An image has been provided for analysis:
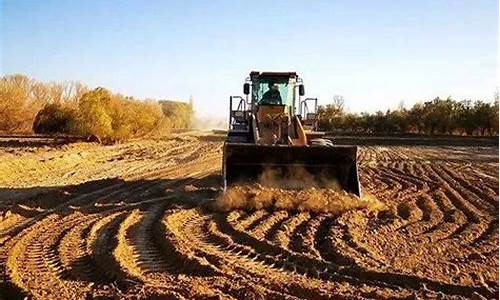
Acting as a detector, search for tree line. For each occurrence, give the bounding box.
[317,95,499,136]
[0,74,193,141]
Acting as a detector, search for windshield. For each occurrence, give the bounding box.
[252,77,293,107]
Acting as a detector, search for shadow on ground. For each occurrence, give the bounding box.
[0,174,222,220]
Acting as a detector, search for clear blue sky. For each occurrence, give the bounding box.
[1,0,498,118]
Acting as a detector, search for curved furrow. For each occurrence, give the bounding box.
[58,215,102,282]
[315,216,373,267]
[433,165,498,216]
[218,208,494,298]
[221,211,351,274]
[185,213,339,299]
[420,166,498,246]
[292,215,323,259]
[249,211,289,241]
[87,211,138,293]
[269,212,310,251]
[225,211,350,277]
[420,164,484,244]
[396,198,423,223]
[196,212,406,299]
[440,164,498,213]
[160,209,220,276]
[6,213,90,299]
[420,189,470,242]
[0,181,129,243]
[231,210,269,231]
[378,169,419,200]
[372,170,405,198]
[387,164,432,190]
[429,165,485,220]
[332,215,388,268]
[113,206,172,280]
[162,209,288,298]
[470,219,499,250]
[434,192,488,245]
[407,193,445,236]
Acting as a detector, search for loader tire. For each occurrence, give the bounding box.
[310,138,334,147]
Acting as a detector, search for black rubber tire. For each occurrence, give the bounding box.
[310,138,334,147]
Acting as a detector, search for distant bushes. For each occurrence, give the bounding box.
[0,74,48,132]
[1,74,193,141]
[159,100,193,129]
[317,96,499,136]
[70,87,166,141]
[33,103,77,134]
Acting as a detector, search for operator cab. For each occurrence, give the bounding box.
[228,71,314,143]
[246,71,301,114]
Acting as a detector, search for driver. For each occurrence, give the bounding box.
[260,82,282,104]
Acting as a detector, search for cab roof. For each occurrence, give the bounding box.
[249,71,297,78]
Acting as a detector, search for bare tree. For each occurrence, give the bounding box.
[332,95,345,112]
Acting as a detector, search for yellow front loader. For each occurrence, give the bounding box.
[223,71,361,196]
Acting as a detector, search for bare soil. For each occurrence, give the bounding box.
[0,132,498,299]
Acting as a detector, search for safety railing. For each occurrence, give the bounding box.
[299,98,318,130]
[229,96,249,131]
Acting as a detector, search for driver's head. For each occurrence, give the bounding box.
[268,82,279,90]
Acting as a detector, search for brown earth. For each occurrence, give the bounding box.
[0,132,498,299]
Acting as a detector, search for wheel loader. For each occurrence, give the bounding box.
[223,71,361,196]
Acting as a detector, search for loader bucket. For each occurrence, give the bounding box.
[223,143,361,197]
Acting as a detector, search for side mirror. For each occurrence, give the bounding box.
[299,84,305,96]
[243,83,250,95]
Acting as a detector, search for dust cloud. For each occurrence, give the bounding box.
[217,167,385,214]
[193,116,227,131]
[258,167,341,190]
[216,184,384,214]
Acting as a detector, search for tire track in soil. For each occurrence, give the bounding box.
[218,208,494,298]
[6,213,89,299]
[269,212,310,252]
[0,139,497,299]
[175,209,397,299]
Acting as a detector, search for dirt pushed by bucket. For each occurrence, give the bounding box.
[217,166,379,214]
[216,183,384,214]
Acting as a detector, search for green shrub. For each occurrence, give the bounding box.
[75,87,114,138]
[317,96,499,136]
[72,88,166,141]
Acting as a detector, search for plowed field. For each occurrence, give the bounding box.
[0,132,498,299]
